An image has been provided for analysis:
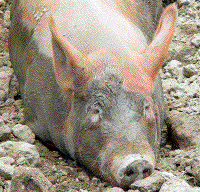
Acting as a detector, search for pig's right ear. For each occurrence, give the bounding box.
[49,15,91,91]
[141,4,177,83]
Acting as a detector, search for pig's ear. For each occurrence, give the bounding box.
[49,15,91,91]
[144,100,156,125]
[142,4,177,82]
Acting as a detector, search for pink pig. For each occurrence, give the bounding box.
[9,0,177,188]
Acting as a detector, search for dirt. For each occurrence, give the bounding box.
[0,0,199,191]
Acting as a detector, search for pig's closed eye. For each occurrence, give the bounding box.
[88,102,102,123]
[91,108,100,114]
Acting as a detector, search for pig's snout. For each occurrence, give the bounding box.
[116,154,153,188]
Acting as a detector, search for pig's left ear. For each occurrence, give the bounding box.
[49,15,91,92]
[142,4,177,82]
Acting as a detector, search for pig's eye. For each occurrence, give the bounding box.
[91,108,100,114]
[87,102,102,123]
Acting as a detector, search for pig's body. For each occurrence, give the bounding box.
[9,0,176,188]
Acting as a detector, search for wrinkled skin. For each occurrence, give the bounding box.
[9,0,177,188]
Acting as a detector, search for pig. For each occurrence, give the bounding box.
[9,0,177,188]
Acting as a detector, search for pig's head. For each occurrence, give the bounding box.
[49,4,177,188]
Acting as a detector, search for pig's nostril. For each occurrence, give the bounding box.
[143,168,151,178]
[124,169,135,177]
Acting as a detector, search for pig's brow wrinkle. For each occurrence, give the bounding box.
[105,84,114,94]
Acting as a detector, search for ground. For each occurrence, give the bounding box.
[0,0,199,191]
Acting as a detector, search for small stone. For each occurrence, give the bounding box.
[183,64,198,78]
[191,157,200,182]
[16,157,27,165]
[191,34,200,47]
[162,79,183,94]
[0,141,41,167]
[0,53,11,67]
[185,81,200,98]
[185,107,193,114]
[0,118,11,141]
[0,118,4,128]
[165,145,172,150]
[191,106,200,113]
[188,75,198,83]
[1,112,9,122]
[17,142,40,166]
[4,98,15,106]
[191,187,200,192]
[166,111,200,148]
[165,72,172,78]
[0,0,5,11]
[160,177,194,192]
[18,112,25,124]
[173,90,184,99]
[130,171,165,192]
[180,23,198,34]
[170,149,184,157]
[60,181,68,187]
[0,67,13,95]
[5,0,12,4]
[0,11,3,21]
[77,173,90,182]
[92,177,100,185]
[0,157,15,165]
[10,167,55,192]
[0,162,14,180]
[161,172,175,179]
[68,189,78,192]
[0,0,5,7]
[174,158,182,166]
[64,166,74,172]
[98,182,109,188]
[105,187,124,192]
[80,190,88,192]
[4,180,11,192]
[12,124,35,144]
[164,60,183,78]
[0,90,6,101]
[183,84,199,99]
[177,0,190,7]
[0,147,5,157]
[3,10,10,28]
[9,112,18,120]
[14,100,23,109]
[51,165,57,172]
[185,166,193,175]
[9,75,19,98]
